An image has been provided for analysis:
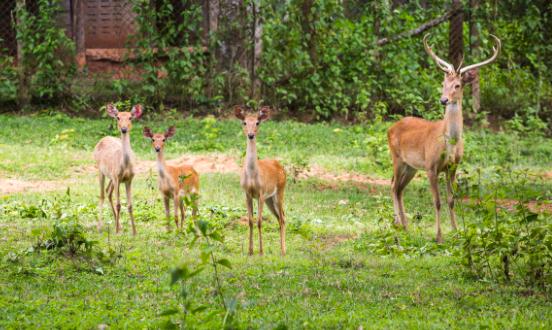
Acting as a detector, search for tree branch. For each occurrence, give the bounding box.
[376,8,460,46]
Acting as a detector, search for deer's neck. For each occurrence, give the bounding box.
[156,151,168,180]
[444,99,463,144]
[121,133,133,167]
[245,139,259,178]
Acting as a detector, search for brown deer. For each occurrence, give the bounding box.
[94,103,143,235]
[387,34,500,243]
[143,126,199,231]
[235,106,287,256]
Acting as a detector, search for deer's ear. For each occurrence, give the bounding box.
[462,69,477,85]
[106,103,118,118]
[258,106,271,122]
[234,105,246,120]
[165,126,176,138]
[143,126,153,138]
[131,104,143,119]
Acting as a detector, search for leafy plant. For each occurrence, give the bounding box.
[161,205,237,329]
[15,0,76,101]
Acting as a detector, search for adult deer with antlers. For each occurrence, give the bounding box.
[94,103,143,235]
[235,105,287,256]
[387,34,500,243]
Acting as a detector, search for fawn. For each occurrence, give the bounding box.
[235,105,287,256]
[93,103,142,235]
[143,126,199,230]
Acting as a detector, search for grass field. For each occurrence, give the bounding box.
[1,112,551,329]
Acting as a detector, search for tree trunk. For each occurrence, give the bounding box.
[15,0,30,110]
[249,0,262,101]
[203,0,220,99]
[469,0,480,115]
[73,0,86,70]
[448,0,464,69]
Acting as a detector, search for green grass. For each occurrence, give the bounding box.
[0,113,551,329]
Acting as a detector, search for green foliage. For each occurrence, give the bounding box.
[162,207,237,329]
[15,0,76,101]
[458,168,552,290]
[131,0,210,107]
[0,53,17,102]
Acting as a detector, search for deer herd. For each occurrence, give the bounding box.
[92,34,501,254]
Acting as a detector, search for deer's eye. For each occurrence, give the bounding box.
[117,116,120,120]
[256,121,260,126]
[455,84,460,89]
[162,138,166,142]
[242,122,246,126]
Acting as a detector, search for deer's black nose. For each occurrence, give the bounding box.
[155,147,160,152]
[248,133,255,140]
[121,128,128,134]
[440,97,448,105]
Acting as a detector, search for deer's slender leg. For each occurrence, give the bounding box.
[258,194,265,256]
[427,170,443,243]
[163,196,171,232]
[246,195,254,256]
[107,180,116,224]
[192,193,199,218]
[446,166,458,230]
[173,196,179,229]
[179,193,186,229]
[98,173,105,232]
[125,181,137,236]
[397,166,417,228]
[392,159,416,229]
[114,179,121,233]
[275,192,286,256]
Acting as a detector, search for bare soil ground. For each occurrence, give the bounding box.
[2,155,550,212]
[1,154,387,195]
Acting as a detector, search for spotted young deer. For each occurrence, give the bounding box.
[388,34,500,243]
[235,106,287,256]
[143,126,199,231]
[94,103,143,235]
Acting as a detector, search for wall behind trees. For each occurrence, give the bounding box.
[0,0,550,132]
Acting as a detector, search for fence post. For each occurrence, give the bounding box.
[15,0,30,110]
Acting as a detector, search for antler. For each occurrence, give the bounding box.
[423,34,454,73]
[459,35,501,74]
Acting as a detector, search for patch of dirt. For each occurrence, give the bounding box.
[319,233,357,250]
[297,165,390,186]
[171,154,241,174]
[3,154,390,195]
[463,198,552,214]
[0,178,76,196]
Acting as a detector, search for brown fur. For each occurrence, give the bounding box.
[144,126,200,230]
[235,106,287,256]
[388,34,499,243]
[93,104,143,235]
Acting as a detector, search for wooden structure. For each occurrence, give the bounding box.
[0,0,138,69]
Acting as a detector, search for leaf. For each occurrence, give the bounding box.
[158,308,179,316]
[191,306,208,314]
[198,220,209,236]
[170,267,184,285]
[217,258,232,269]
